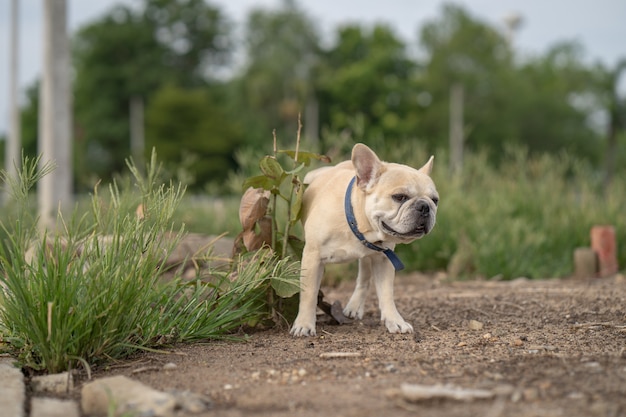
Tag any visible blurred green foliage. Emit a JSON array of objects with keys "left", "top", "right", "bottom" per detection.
[
  {"left": 178, "top": 142, "right": 625, "bottom": 280},
  {"left": 3, "top": 0, "right": 625, "bottom": 280},
  {"left": 395, "top": 145, "right": 626, "bottom": 279},
  {"left": 8, "top": 0, "right": 625, "bottom": 193}
]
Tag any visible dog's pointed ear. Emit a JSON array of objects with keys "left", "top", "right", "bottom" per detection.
[
  {"left": 352, "top": 143, "right": 385, "bottom": 190},
  {"left": 418, "top": 155, "right": 434, "bottom": 176}
]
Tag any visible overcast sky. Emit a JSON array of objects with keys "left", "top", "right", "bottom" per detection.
[{"left": 1, "top": 0, "right": 625, "bottom": 136}]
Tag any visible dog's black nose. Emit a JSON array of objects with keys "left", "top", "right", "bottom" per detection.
[{"left": 416, "top": 201, "right": 430, "bottom": 216}]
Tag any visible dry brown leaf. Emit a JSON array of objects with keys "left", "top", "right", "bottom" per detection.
[
  {"left": 239, "top": 188, "right": 270, "bottom": 231},
  {"left": 242, "top": 217, "right": 272, "bottom": 252}
]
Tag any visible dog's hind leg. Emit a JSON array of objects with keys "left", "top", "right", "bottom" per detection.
[{"left": 343, "top": 256, "right": 373, "bottom": 319}]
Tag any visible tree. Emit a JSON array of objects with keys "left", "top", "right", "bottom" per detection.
[
  {"left": 417, "top": 4, "right": 513, "bottom": 152},
  {"left": 73, "top": 5, "right": 170, "bottom": 187},
  {"left": 594, "top": 59, "right": 626, "bottom": 189},
  {"left": 316, "top": 24, "right": 416, "bottom": 146},
  {"left": 145, "top": 84, "right": 241, "bottom": 188},
  {"left": 416, "top": 4, "right": 600, "bottom": 162},
  {"left": 512, "top": 42, "right": 600, "bottom": 157},
  {"left": 143, "top": 0, "right": 233, "bottom": 86},
  {"left": 19, "top": 82, "right": 39, "bottom": 159},
  {"left": 72, "top": 0, "right": 233, "bottom": 188},
  {"left": 236, "top": 0, "right": 321, "bottom": 146}
]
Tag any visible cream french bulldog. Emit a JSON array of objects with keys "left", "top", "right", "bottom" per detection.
[{"left": 290, "top": 143, "right": 439, "bottom": 337}]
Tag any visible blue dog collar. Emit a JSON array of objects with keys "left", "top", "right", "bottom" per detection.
[{"left": 344, "top": 177, "right": 405, "bottom": 271}]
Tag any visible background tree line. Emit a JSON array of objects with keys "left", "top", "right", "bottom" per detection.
[{"left": 4, "top": 0, "right": 625, "bottom": 193}]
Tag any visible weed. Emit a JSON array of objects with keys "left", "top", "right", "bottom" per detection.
[{"left": 0, "top": 152, "right": 299, "bottom": 373}]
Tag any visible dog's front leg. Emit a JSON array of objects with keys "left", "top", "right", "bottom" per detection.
[
  {"left": 343, "top": 256, "right": 372, "bottom": 319},
  {"left": 290, "top": 246, "right": 324, "bottom": 337},
  {"left": 372, "top": 258, "right": 414, "bottom": 334}
]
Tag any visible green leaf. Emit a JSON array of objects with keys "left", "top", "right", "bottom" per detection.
[
  {"left": 285, "top": 163, "right": 306, "bottom": 175},
  {"left": 290, "top": 182, "right": 305, "bottom": 225},
  {"left": 287, "top": 235, "right": 305, "bottom": 260},
  {"left": 278, "top": 150, "right": 331, "bottom": 166},
  {"left": 259, "top": 156, "right": 285, "bottom": 180},
  {"left": 242, "top": 175, "right": 276, "bottom": 191},
  {"left": 271, "top": 276, "right": 300, "bottom": 298}
]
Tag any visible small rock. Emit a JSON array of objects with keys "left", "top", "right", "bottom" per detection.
[
  {"left": 492, "top": 384, "right": 515, "bottom": 396},
  {"left": 468, "top": 320, "right": 484, "bottom": 330},
  {"left": 513, "top": 338, "right": 523, "bottom": 346},
  {"left": 0, "top": 359, "right": 25, "bottom": 417},
  {"left": 319, "top": 352, "right": 362, "bottom": 359},
  {"left": 162, "top": 362, "right": 178, "bottom": 370},
  {"left": 170, "top": 390, "right": 212, "bottom": 414},
  {"left": 523, "top": 387, "right": 539, "bottom": 401},
  {"left": 31, "top": 372, "right": 73, "bottom": 394},
  {"left": 567, "top": 391, "right": 585, "bottom": 400},
  {"left": 31, "top": 397, "right": 80, "bottom": 417},
  {"left": 391, "top": 383, "right": 494, "bottom": 402},
  {"left": 81, "top": 375, "right": 176, "bottom": 417},
  {"left": 457, "top": 341, "right": 467, "bottom": 347},
  {"left": 584, "top": 361, "right": 602, "bottom": 371},
  {"left": 482, "top": 333, "right": 492, "bottom": 339}
]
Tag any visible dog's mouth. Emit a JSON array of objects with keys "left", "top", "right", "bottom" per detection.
[{"left": 381, "top": 221, "right": 428, "bottom": 238}]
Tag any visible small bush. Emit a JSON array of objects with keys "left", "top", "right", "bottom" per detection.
[
  {"left": 0, "top": 153, "right": 299, "bottom": 373},
  {"left": 396, "top": 145, "right": 625, "bottom": 279},
  {"left": 139, "top": 142, "right": 626, "bottom": 281}
]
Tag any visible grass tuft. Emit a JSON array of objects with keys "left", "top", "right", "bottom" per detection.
[{"left": 0, "top": 152, "right": 299, "bottom": 373}]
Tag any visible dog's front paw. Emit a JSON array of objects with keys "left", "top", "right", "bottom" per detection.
[
  {"left": 343, "top": 303, "right": 365, "bottom": 320},
  {"left": 290, "top": 319, "right": 317, "bottom": 337},
  {"left": 383, "top": 318, "right": 414, "bottom": 334}
]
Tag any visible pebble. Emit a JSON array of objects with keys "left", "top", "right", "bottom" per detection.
[
  {"left": 31, "top": 397, "right": 80, "bottom": 417},
  {"left": 522, "top": 387, "right": 539, "bottom": 401},
  {"left": 468, "top": 320, "right": 484, "bottom": 330},
  {"left": 81, "top": 375, "right": 177, "bottom": 417},
  {"left": 170, "top": 390, "right": 212, "bottom": 413},
  {"left": 0, "top": 358, "right": 25, "bottom": 417},
  {"left": 320, "top": 352, "right": 362, "bottom": 358},
  {"left": 31, "top": 372, "right": 73, "bottom": 394},
  {"left": 492, "top": 384, "right": 514, "bottom": 396},
  {"left": 162, "top": 362, "right": 177, "bottom": 370}
]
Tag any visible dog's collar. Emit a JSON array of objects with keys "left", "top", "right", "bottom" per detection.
[{"left": 344, "top": 177, "right": 405, "bottom": 271}]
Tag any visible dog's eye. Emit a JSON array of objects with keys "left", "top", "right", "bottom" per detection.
[
  {"left": 392, "top": 194, "right": 410, "bottom": 204},
  {"left": 432, "top": 197, "right": 439, "bottom": 206}
]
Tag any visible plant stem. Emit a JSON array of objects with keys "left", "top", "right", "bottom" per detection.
[
  {"left": 271, "top": 130, "right": 279, "bottom": 251},
  {"left": 281, "top": 116, "right": 303, "bottom": 259}
]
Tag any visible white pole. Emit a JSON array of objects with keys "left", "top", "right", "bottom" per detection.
[
  {"left": 5, "top": 0, "right": 21, "bottom": 203},
  {"left": 38, "top": 0, "right": 73, "bottom": 230}
]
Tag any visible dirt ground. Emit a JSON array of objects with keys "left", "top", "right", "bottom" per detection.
[{"left": 80, "top": 273, "right": 626, "bottom": 417}]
